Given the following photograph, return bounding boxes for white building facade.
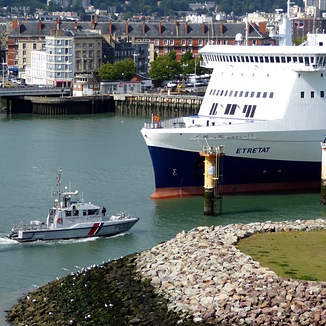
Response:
[25,51,47,85]
[46,30,74,87]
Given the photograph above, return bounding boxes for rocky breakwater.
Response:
[136,219,326,325]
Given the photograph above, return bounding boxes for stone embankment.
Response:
[7,219,326,325]
[137,219,326,325]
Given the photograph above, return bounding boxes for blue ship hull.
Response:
[148,146,321,199]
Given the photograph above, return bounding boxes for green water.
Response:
[0,113,324,324]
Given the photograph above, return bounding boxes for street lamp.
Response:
[194,56,197,92]
[2,59,6,88]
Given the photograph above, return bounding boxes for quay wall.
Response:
[5,93,202,116]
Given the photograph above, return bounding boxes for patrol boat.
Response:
[7,168,139,242]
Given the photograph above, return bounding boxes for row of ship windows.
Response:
[209,89,274,99]
[203,54,325,66]
[301,91,324,98]
[209,103,257,118]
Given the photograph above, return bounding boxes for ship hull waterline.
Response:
[148,146,321,199]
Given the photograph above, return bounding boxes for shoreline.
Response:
[7,219,326,325]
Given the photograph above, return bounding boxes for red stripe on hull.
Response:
[88,223,100,236]
[150,181,320,199]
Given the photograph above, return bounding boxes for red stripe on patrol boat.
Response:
[88,223,100,236]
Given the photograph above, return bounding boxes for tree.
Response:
[149,52,181,84]
[98,58,136,81]
[98,62,114,80]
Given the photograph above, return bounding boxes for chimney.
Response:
[159,21,162,34]
[74,21,78,30]
[38,21,42,31]
[12,20,18,30]
[56,19,60,31]
[175,20,179,37]
[247,22,250,35]
[202,22,205,35]
[258,22,267,34]
[126,21,129,34]
[18,21,21,34]
[92,19,95,30]
[143,21,146,34]
[220,22,224,35]
[110,21,112,34]
[185,21,188,35]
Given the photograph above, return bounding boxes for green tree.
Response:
[98,62,114,80]
[149,53,181,84]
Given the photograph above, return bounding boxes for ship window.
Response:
[321,73,324,77]
[230,104,237,115]
[257,92,261,98]
[212,103,218,115]
[299,57,303,63]
[73,209,79,216]
[245,56,249,62]
[310,57,314,64]
[311,91,314,98]
[239,91,243,97]
[281,57,286,63]
[259,56,263,63]
[229,91,233,96]
[250,92,255,98]
[237,56,240,62]
[250,105,257,118]
[66,210,71,217]
[224,104,231,114]
[209,89,213,95]
[234,91,238,97]
[220,90,224,96]
[233,56,236,62]
[287,57,291,63]
[305,57,309,66]
[225,90,228,96]
[265,56,269,63]
[270,57,274,63]
[216,90,219,96]
[209,103,215,115]
[250,56,254,63]
[269,92,274,98]
[244,91,249,97]
[245,105,252,117]
[242,105,247,113]
[293,57,297,63]
[241,56,245,62]
[263,92,267,98]
[301,91,304,98]
[321,91,324,98]
[275,57,280,63]
[83,210,87,216]
[212,90,216,95]
[254,56,259,63]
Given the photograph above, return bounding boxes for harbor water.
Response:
[0,113,325,324]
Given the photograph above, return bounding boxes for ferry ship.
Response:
[141,3,326,199]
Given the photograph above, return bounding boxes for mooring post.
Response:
[320,141,326,204]
[200,145,224,215]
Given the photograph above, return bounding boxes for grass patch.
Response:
[237,230,326,281]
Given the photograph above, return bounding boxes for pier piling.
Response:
[200,145,224,215]
[320,142,326,204]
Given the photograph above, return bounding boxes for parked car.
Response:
[167,81,177,88]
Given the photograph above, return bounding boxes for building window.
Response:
[182,39,186,45]
[169,39,174,45]
[321,91,324,98]
[163,39,168,45]
[301,91,304,98]
[189,40,192,46]
[311,91,314,98]
[33,43,36,49]
[199,40,203,46]
[22,43,26,49]
[155,39,159,45]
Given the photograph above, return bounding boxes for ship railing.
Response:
[143,117,186,129]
